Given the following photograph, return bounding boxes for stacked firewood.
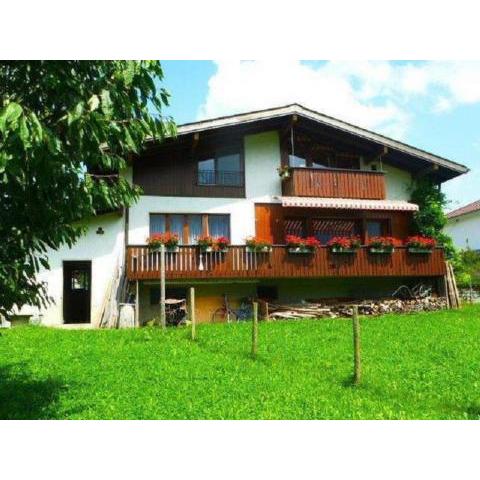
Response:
[267,297,447,320]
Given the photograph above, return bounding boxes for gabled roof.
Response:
[176,103,469,180]
[447,199,480,219]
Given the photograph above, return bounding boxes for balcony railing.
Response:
[281,167,386,199]
[197,170,244,187]
[127,245,446,281]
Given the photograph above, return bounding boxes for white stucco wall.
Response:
[361,159,412,201]
[17,213,125,326]
[445,211,480,251]
[128,130,282,245]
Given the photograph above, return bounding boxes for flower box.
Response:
[367,236,399,255]
[327,236,361,254]
[150,245,179,253]
[245,236,273,253]
[199,246,213,253]
[246,246,272,253]
[146,233,180,253]
[369,247,395,254]
[330,247,357,254]
[287,247,314,254]
[405,236,436,253]
[285,235,320,254]
[407,247,433,254]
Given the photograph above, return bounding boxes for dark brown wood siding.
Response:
[133,143,245,198]
[282,168,386,199]
[254,203,413,244]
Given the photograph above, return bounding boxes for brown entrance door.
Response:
[63,261,91,324]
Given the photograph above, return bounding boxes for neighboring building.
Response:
[17,104,468,326]
[445,200,480,251]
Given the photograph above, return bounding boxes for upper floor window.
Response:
[197,149,243,187]
[150,213,230,245]
[286,131,360,170]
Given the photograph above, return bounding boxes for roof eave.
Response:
[174,104,468,177]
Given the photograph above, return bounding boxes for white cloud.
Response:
[197,61,480,140]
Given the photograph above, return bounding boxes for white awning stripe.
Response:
[281,197,419,211]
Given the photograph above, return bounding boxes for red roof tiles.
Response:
[447,200,480,219]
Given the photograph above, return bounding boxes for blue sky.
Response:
[160,60,480,210]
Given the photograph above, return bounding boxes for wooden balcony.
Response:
[127,246,446,281]
[281,168,386,199]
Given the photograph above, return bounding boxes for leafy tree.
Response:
[409,177,456,259]
[0,61,174,318]
[453,249,480,288]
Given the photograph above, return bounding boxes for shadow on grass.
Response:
[0,364,66,419]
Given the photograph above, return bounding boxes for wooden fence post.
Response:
[160,244,166,329]
[135,280,140,327]
[189,287,196,341]
[252,302,258,358]
[352,305,361,386]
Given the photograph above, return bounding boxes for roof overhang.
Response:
[281,196,419,212]
[175,104,468,178]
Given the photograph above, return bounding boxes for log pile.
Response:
[267,296,448,320]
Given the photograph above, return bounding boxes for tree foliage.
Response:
[0,61,175,317]
[409,177,455,259]
[453,249,480,288]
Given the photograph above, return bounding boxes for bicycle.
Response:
[392,283,432,300]
[212,294,253,323]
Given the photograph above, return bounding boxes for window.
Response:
[366,220,388,239]
[169,214,184,244]
[284,218,307,237]
[188,215,203,244]
[312,219,359,244]
[198,158,215,185]
[208,215,230,239]
[149,213,230,244]
[286,131,360,170]
[71,270,89,290]
[198,150,243,186]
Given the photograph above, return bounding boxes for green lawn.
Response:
[1,305,480,419]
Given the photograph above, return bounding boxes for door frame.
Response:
[63,260,92,324]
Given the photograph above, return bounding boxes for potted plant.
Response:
[215,236,230,253]
[327,236,361,254]
[197,235,215,252]
[146,232,180,252]
[245,236,273,253]
[405,235,436,254]
[368,236,399,254]
[286,235,320,254]
[277,165,292,180]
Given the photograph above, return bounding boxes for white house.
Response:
[445,200,480,251]
[14,104,468,327]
